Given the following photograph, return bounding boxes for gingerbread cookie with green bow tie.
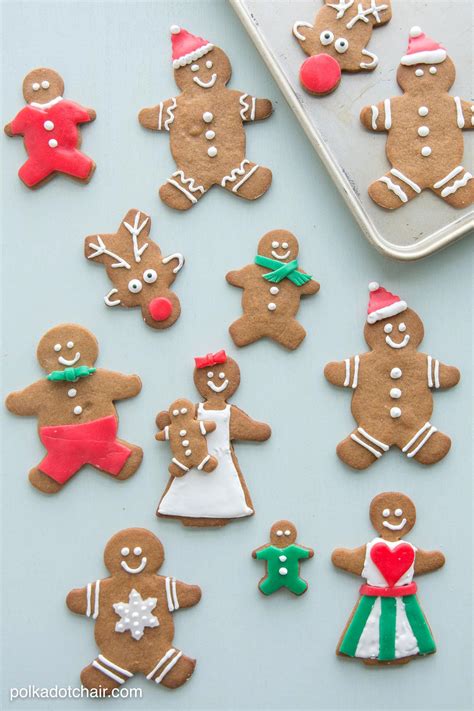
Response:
[226,230,320,350]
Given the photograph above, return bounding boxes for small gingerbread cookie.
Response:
[66,528,202,695]
[138,26,273,210]
[293,0,392,95]
[324,283,460,469]
[4,68,96,188]
[360,27,474,209]
[226,230,319,350]
[253,521,314,596]
[332,492,445,665]
[85,209,184,329]
[5,324,142,493]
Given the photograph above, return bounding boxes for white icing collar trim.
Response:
[30,96,63,109]
[173,43,213,69]
[367,300,407,324]
[401,49,447,66]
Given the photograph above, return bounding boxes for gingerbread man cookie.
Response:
[253,521,314,596]
[293,0,392,95]
[226,230,320,350]
[139,26,273,210]
[155,397,218,477]
[5,324,142,493]
[332,492,445,665]
[360,27,473,209]
[324,283,460,469]
[156,350,271,526]
[4,68,96,188]
[67,528,201,695]
[85,210,184,329]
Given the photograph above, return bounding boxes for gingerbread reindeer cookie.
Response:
[156,350,271,526]
[360,27,473,209]
[85,210,184,329]
[253,521,314,596]
[332,492,445,665]
[293,0,392,95]
[139,26,273,210]
[324,283,460,469]
[67,528,201,695]
[4,68,96,188]
[226,230,320,350]
[5,324,142,493]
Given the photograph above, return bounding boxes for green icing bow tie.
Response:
[254,255,313,286]
[47,366,96,382]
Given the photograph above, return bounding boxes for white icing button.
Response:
[279,567,288,576]
[202,111,213,123]
[32,82,40,91]
[415,69,424,77]
[270,286,279,295]
[44,120,54,131]
[67,388,77,398]
[382,508,390,517]
[429,66,437,74]
[418,106,429,117]
[179,429,187,436]
[73,406,82,415]
[279,555,287,562]
[182,440,190,447]
[48,139,58,148]
[207,146,217,157]
[418,126,429,137]
[185,449,192,456]
[421,146,432,157]
[205,130,215,140]
[41,80,50,89]
[390,407,402,418]
[267,302,277,311]
[172,409,179,416]
[390,388,401,399]
[390,367,402,379]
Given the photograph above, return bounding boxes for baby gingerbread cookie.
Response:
[226,230,320,350]
[138,26,273,210]
[85,209,184,329]
[4,68,96,188]
[66,528,201,694]
[252,521,314,596]
[155,397,218,477]
[156,350,271,526]
[332,492,445,665]
[293,0,392,95]
[324,283,460,469]
[5,324,142,493]
[360,27,473,209]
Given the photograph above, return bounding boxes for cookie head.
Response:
[364,283,423,351]
[258,230,299,262]
[170,26,231,91]
[398,27,455,92]
[169,398,195,423]
[104,528,164,576]
[37,324,98,372]
[270,520,297,546]
[193,351,240,400]
[370,492,416,541]
[23,68,64,104]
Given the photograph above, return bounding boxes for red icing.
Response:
[171,27,210,63]
[299,54,341,95]
[194,350,227,369]
[370,542,415,587]
[148,297,173,321]
[367,286,402,316]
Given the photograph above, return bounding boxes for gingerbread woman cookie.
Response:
[66,528,201,694]
[360,27,473,209]
[138,26,273,210]
[4,68,96,188]
[5,324,142,493]
[253,521,314,596]
[293,0,392,95]
[156,350,271,526]
[226,230,320,350]
[85,209,184,329]
[324,283,460,469]
[332,492,445,665]
[155,397,217,477]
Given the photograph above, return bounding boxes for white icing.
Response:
[32,83,40,91]
[191,64,199,72]
[143,269,157,284]
[162,252,185,274]
[282,242,289,249]
[41,80,50,89]
[185,449,192,456]
[73,406,82,415]
[207,146,218,157]
[389,170,421,193]
[378,177,407,202]
[292,20,313,41]
[384,323,392,333]
[346,0,388,29]
[360,49,378,70]
[279,555,287,562]
[182,440,189,447]
[279,567,288,576]
[267,303,277,311]
[207,379,228,393]
[121,547,129,556]
[352,355,359,388]
[403,422,438,458]
[193,74,217,89]
[434,359,440,388]
[203,111,213,122]
[418,126,429,137]
[207,372,213,378]
[180,429,187,436]
[270,286,279,295]
[205,130,215,140]
[441,172,472,197]
[395,508,403,516]
[68,388,77,398]
[86,580,100,619]
[121,557,147,574]
[454,97,464,128]
[383,517,407,530]
[58,352,80,366]
[398,322,406,332]
[167,171,205,204]
[44,120,54,130]
[357,427,389,451]
[221,159,253,188]
[271,241,279,248]
[146,649,177,681]
[113,589,158,641]
[384,99,391,129]
[427,355,433,387]
[197,454,211,470]
[219,372,225,379]
[371,105,379,130]
[385,334,410,349]
[362,537,416,587]
[164,98,177,131]
[128,279,142,294]
[67,341,74,349]
[429,66,437,74]
[415,69,424,77]
[390,388,401,399]
[335,37,349,53]
[172,41,214,69]
[172,409,179,416]
[401,48,447,66]
[390,406,401,418]
[48,139,58,148]
[421,146,432,156]
[54,344,61,352]
[180,407,187,414]
[418,106,429,116]
[390,367,402,378]
[133,547,142,555]
[153,651,183,685]
[88,236,132,270]
[319,30,334,46]
[433,165,463,188]
[271,249,290,260]
[350,433,382,458]
[327,0,354,19]
[344,358,350,387]
[199,421,207,434]
[30,95,63,109]
[123,211,149,263]
[206,60,213,69]
[382,508,390,517]
[96,655,132,683]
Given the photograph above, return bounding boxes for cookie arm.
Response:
[5,380,45,416]
[360,100,391,132]
[455,98,474,130]
[331,546,366,576]
[414,549,445,575]
[174,581,202,608]
[201,420,216,435]
[295,544,314,559]
[252,545,270,559]
[324,356,361,389]
[102,370,142,400]
[236,92,272,122]
[299,276,320,296]
[156,410,172,431]
[230,405,271,442]
[138,98,177,131]
[5,106,32,136]
[66,578,104,617]
[225,267,248,288]
[65,100,96,123]
[426,357,460,390]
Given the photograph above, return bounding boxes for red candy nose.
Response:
[299,54,341,95]
[149,297,173,321]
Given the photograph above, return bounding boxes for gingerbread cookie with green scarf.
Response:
[226,230,319,350]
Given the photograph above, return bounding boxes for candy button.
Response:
[418,106,429,117]
[68,388,77,398]
[390,388,401,399]
[267,303,277,311]
[421,146,432,157]
[390,407,401,418]
[279,555,287,562]
[207,146,217,157]
[418,126,429,137]
[205,130,215,140]
[73,406,82,415]
[270,286,279,295]
[202,111,213,123]
[279,567,288,576]
[48,139,58,148]
[44,120,54,131]
[390,367,402,379]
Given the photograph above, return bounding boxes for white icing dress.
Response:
[158,404,253,519]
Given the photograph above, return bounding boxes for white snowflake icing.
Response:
[113,589,159,641]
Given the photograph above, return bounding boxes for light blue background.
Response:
[1,1,472,710]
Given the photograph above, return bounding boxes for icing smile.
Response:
[383,518,407,531]
[193,74,217,88]
[121,557,147,574]
[386,334,410,349]
[271,250,291,260]
[58,352,81,366]
[207,379,228,393]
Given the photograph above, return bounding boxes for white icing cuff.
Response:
[367,300,407,324]
[401,49,447,66]
[173,44,214,68]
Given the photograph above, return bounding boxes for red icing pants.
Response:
[19,148,93,187]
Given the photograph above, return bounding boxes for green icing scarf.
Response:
[254,255,312,286]
[47,366,96,382]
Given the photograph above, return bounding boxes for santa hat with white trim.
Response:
[367,282,407,324]
[170,25,214,69]
[401,26,447,66]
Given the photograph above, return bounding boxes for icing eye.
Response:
[335,37,349,54]
[180,407,188,414]
[206,60,213,69]
[191,64,199,72]
[128,279,142,294]
[398,323,406,332]
[32,82,40,91]
[382,508,390,517]
[54,343,61,352]
[429,66,437,74]
[384,324,393,334]
[207,371,214,378]
[276,530,283,536]
[284,529,291,536]
[121,547,130,556]
[282,242,289,249]
[67,341,74,349]
[133,546,142,555]
[320,30,334,46]
[271,241,279,248]
[41,80,50,89]
[394,508,403,517]
[415,69,424,77]
[219,372,225,379]
[143,269,157,284]
[172,409,179,416]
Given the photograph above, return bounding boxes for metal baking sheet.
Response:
[230,0,473,260]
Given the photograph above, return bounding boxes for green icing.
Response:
[378,596,397,660]
[339,596,376,657]
[257,544,310,595]
[47,366,96,382]
[254,255,312,286]
[403,595,436,655]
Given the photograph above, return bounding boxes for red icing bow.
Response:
[194,350,227,369]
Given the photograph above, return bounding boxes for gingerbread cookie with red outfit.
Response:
[5,324,142,493]
[138,26,273,210]
[360,27,473,208]
[324,283,460,469]
[85,210,184,329]
[332,492,445,665]
[4,68,96,188]
[226,230,319,350]
[67,528,201,695]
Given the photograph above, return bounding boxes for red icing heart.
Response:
[370,542,414,587]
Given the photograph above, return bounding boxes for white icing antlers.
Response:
[88,211,149,268]
[327,0,389,29]
[87,236,132,269]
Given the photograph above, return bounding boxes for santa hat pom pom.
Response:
[410,26,422,38]
[170,25,180,34]
[368,281,380,292]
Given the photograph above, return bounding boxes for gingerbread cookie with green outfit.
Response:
[253,521,314,596]
[332,492,445,665]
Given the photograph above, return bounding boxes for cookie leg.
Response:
[169,458,189,477]
[114,443,143,480]
[274,319,307,350]
[18,158,54,188]
[146,648,196,688]
[401,423,451,465]
[258,577,282,596]
[54,150,95,181]
[159,170,207,211]
[229,317,262,347]
[368,169,422,210]
[287,577,309,596]
[28,467,63,494]
[221,161,272,201]
[432,167,473,209]
[81,655,133,695]
[337,427,390,470]
[198,454,218,473]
